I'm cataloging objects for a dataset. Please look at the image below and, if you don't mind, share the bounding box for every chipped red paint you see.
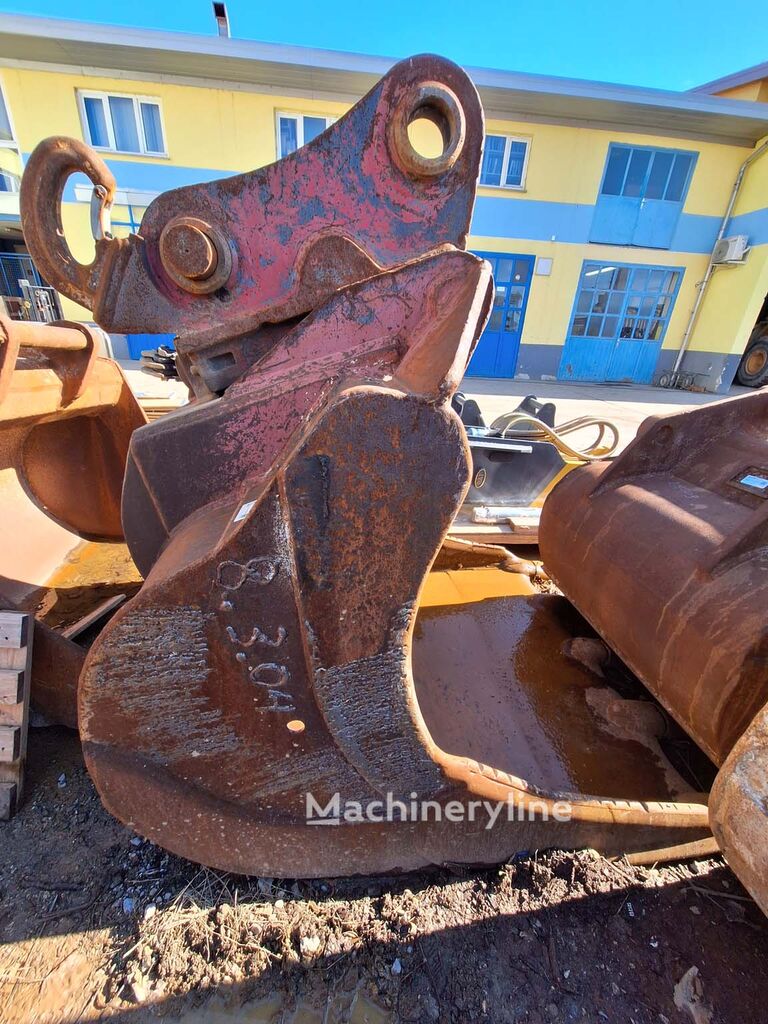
[122,251,493,574]
[21,55,484,396]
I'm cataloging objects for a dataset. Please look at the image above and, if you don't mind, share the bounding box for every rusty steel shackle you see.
[20,137,116,312]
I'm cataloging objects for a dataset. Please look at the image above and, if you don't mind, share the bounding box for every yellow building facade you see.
[1,14,768,392]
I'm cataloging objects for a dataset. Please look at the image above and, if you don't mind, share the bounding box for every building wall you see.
[1,63,767,390]
[467,119,763,389]
[677,131,768,388]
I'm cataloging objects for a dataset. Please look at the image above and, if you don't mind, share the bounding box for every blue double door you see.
[559,261,683,384]
[590,144,696,250]
[465,252,534,378]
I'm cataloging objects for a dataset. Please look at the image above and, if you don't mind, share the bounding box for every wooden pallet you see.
[137,396,186,422]
[0,612,33,819]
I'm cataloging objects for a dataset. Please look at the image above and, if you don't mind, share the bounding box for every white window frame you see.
[0,77,19,150]
[275,111,336,159]
[77,89,168,157]
[480,134,531,191]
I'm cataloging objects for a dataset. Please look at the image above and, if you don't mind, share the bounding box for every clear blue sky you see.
[1,0,767,92]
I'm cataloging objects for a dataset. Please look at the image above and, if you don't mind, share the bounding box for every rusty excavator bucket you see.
[21,55,716,877]
[540,393,768,915]
[0,315,145,725]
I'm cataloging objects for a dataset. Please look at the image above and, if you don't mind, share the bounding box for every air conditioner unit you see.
[712,234,750,265]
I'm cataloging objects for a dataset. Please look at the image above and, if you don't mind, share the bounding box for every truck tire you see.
[736,339,768,387]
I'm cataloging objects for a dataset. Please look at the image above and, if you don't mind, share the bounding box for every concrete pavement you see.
[459,377,752,452]
[118,357,754,456]
[118,360,190,406]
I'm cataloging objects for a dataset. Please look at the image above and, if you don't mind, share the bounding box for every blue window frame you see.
[590,144,697,249]
[0,252,42,298]
[480,135,530,189]
[558,260,684,383]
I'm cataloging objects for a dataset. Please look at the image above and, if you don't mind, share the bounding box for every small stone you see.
[650,936,659,948]
[563,969,571,979]
[674,966,713,1024]
[545,1002,559,1020]
[424,993,440,1020]
[144,903,157,920]
[274,898,285,909]
[690,905,702,916]
[129,977,149,1003]
[391,958,402,975]
[57,773,67,788]
[130,837,142,847]
[300,935,321,957]
[93,983,109,1010]
[122,897,135,915]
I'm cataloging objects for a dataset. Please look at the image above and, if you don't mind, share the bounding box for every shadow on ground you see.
[1,728,766,1023]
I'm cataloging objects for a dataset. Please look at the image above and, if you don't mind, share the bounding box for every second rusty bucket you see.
[0,314,146,724]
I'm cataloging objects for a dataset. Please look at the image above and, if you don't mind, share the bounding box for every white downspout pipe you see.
[672,137,768,375]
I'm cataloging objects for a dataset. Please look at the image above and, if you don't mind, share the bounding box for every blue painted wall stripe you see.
[23,150,768,254]
[669,213,722,253]
[471,196,594,245]
[728,207,768,243]
[23,153,235,203]
[470,194,768,252]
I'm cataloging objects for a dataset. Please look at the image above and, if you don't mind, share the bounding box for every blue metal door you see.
[590,145,696,250]
[558,262,683,384]
[465,252,534,378]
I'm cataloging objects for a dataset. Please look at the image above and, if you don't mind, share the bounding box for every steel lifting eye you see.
[389,82,466,179]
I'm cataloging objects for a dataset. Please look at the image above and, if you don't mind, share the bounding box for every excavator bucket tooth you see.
[0,315,145,723]
[540,391,768,911]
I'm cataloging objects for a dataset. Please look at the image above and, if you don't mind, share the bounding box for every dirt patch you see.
[1,727,766,1023]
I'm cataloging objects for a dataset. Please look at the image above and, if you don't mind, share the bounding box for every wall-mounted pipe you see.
[672,137,768,376]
